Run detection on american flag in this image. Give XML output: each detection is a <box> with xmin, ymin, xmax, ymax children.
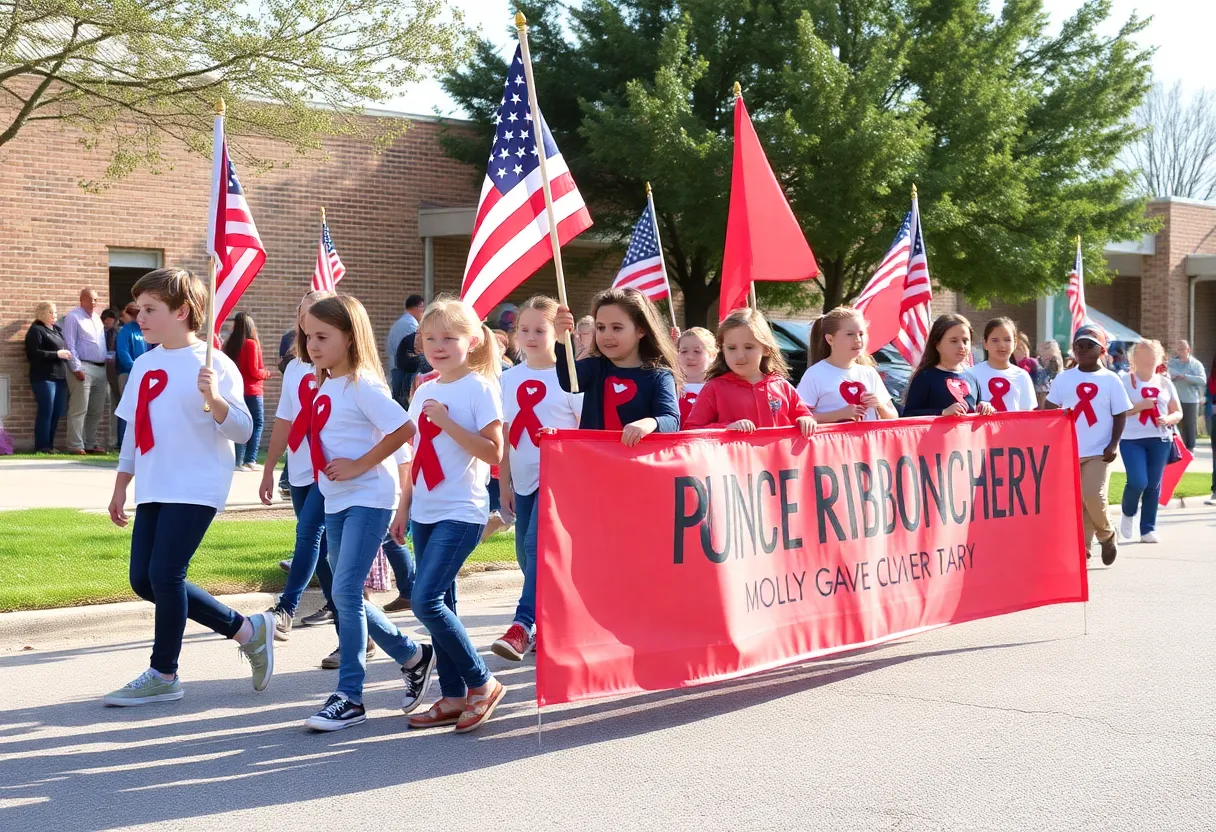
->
<box><xmin>206</xmin><ymin>115</ymin><xmax>266</xmax><ymax>335</ymax></box>
<box><xmin>1066</xmin><ymin>237</ymin><xmax>1087</xmax><ymax>339</ymax></box>
<box><xmin>312</xmin><ymin>217</ymin><xmax>346</xmax><ymax>293</ymax></box>
<box><xmin>854</xmin><ymin>196</ymin><xmax>932</xmax><ymax>365</ymax></box>
<box><xmin>613</xmin><ymin>203</ymin><xmax>669</xmax><ymax>301</ymax></box>
<box><xmin>460</xmin><ymin>46</ymin><xmax>593</xmax><ymax>317</ymax></box>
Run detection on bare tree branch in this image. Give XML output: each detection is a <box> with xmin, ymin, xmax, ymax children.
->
<box><xmin>1126</xmin><ymin>81</ymin><xmax>1216</xmax><ymax>200</ymax></box>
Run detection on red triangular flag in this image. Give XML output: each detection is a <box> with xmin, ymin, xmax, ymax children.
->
<box><xmin>719</xmin><ymin>94</ymin><xmax>819</xmax><ymax>320</ymax></box>
<box><xmin>1159</xmin><ymin>435</ymin><xmax>1193</xmax><ymax>506</ymax></box>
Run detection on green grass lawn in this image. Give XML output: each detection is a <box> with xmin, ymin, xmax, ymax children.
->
<box><xmin>0</xmin><ymin>509</ymin><xmax>516</xmax><ymax>613</ymax></box>
<box><xmin>1108</xmin><ymin>471</ymin><xmax>1210</xmax><ymax>504</ymax></box>
<box><xmin>4</xmin><ymin>450</ymin><xmax>275</xmax><ymax>468</ymax></box>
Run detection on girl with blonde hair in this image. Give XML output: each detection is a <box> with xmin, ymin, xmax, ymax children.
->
<box><xmin>1118</xmin><ymin>339</ymin><xmax>1182</xmax><ymax>544</ymax></box>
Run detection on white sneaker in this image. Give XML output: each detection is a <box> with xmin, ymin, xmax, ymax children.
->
<box><xmin>1206</xmin><ymin>492</ymin><xmax>1216</xmax><ymax>506</ymax></box>
<box><xmin>1140</xmin><ymin>531</ymin><xmax>1160</xmax><ymax>544</ymax></box>
<box><xmin>1119</xmin><ymin>512</ymin><xmax>1136</xmax><ymax>542</ymax></box>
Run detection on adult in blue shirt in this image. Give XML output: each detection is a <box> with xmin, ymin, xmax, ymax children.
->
<box><xmin>386</xmin><ymin>295</ymin><xmax>425</xmax><ymax>400</ymax></box>
<box><xmin>114</xmin><ymin>303</ymin><xmax>148</xmax><ymax>446</ymax></box>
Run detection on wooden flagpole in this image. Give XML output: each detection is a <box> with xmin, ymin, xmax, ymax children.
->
<box><xmin>203</xmin><ymin>96</ymin><xmax>225</xmax><ymax>412</ymax></box>
<box><xmin>645</xmin><ymin>181</ymin><xmax>679</xmax><ymax>329</ymax></box>
<box><xmin>516</xmin><ymin>11</ymin><xmax>578</xmax><ymax>392</ymax></box>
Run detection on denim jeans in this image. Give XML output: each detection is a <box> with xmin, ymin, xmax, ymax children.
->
<box><xmin>512</xmin><ymin>490</ymin><xmax>539</xmax><ymax>631</ymax></box>
<box><xmin>410</xmin><ymin>519</ymin><xmax>490</xmax><ymax>699</ymax></box>
<box><xmin>235</xmin><ymin>394</ymin><xmax>264</xmax><ymax>465</ymax></box>
<box><xmin>326</xmin><ymin>507</ymin><xmax>419</xmax><ymax>702</ymax></box>
<box><xmin>382</xmin><ymin>531</ymin><xmax>414</xmax><ymax>597</ymax></box>
<box><xmin>280</xmin><ymin>482</ymin><xmax>330</xmax><ymax>617</ymax></box>
<box><xmin>1120</xmin><ymin>437</ymin><xmax>1171</xmax><ymax>534</ymax></box>
<box><xmin>30</xmin><ymin>378</ymin><xmax>68</xmax><ymax>451</ymax></box>
<box><xmin>129</xmin><ymin>502</ymin><xmax>244</xmax><ymax>675</ymax></box>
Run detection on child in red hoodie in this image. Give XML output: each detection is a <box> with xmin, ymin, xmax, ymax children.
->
<box><xmin>685</xmin><ymin>308</ymin><xmax>816</xmax><ymax>437</ymax></box>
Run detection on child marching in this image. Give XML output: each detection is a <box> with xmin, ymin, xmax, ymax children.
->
<box><xmin>970</xmin><ymin>317</ymin><xmax>1037</xmax><ymax>412</ymax></box>
<box><xmin>493</xmin><ymin>296</ymin><xmax>581</xmax><ymax>662</ymax></box>
<box><xmin>676</xmin><ymin>327</ymin><xmax>716</xmax><ymax>424</ymax></box>
<box><xmin>797</xmin><ymin>306</ymin><xmax>897</xmax><ymax>422</ymax></box>
<box><xmin>902</xmin><ymin>314</ymin><xmax>997</xmax><ymax>418</ymax></box>
<box><xmin>1118</xmin><ymin>339</ymin><xmax>1181</xmax><ymax>544</ymax></box>
<box><xmin>104</xmin><ymin>268</ymin><xmax>275</xmax><ymax>706</ymax></box>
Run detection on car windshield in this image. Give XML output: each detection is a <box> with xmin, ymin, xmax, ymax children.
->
<box><xmin>774</xmin><ymin>320</ymin><xmax>811</xmax><ymax>345</ymax></box>
<box><xmin>771</xmin><ymin>328</ymin><xmax>803</xmax><ymax>354</ymax></box>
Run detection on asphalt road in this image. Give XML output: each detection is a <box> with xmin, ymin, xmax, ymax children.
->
<box><xmin>1</xmin><ymin>509</ymin><xmax>1214</xmax><ymax>831</ymax></box>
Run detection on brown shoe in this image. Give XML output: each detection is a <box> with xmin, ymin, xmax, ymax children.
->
<box><xmin>68</xmin><ymin>448</ymin><xmax>87</xmax><ymax>456</ymax></box>
<box><xmin>408</xmin><ymin>700</ymin><xmax>463</xmax><ymax>729</ymax></box>
<box><xmin>454</xmin><ymin>680</ymin><xmax>506</xmax><ymax>734</ymax></box>
<box><xmin>319</xmin><ymin>639</ymin><xmax>376</xmax><ymax>669</ymax></box>
<box><xmin>383</xmin><ymin>596</ymin><xmax>412</xmax><ymax>613</ymax></box>
<box><xmin>1100</xmin><ymin>537</ymin><xmax>1117</xmax><ymax>566</ymax></box>
<box><xmin>87</xmin><ymin>446</ymin><xmax>107</xmax><ymax>455</ymax></box>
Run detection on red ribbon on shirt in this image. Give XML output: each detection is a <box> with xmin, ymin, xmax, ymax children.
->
<box><xmin>945</xmin><ymin>377</ymin><xmax>971</xmax><ymax>411</ymax></box>
<box><xmin>1071</xmin><ymin>383</ymin><xmax>1099</xmax><ymax>427</ymax></box>
<box><xmin>1139</xmin><ymin>387</ymin><xmax>1160</xmax><ymax>426</ymax></box>
<box><xmin>603</xmin><ymin>376</ymin><xmax>638</xmax><ymax>431</ymax></box>
<box><xmin>509</xmin><ymin>380</ymin><xmax>547</xmax><ymax>449</ymax></box>
<box><xmin>287</xmin><ymin>373</ymin><xmax>317</xmax><ymax>452</ymax></box>
<box><xmin>839</xmin><ymin>381</ymin><xmax>867</xmax><ymax>406</ymax></box>
<box><xmin>310</xmin><ymin>395</ymin><xmax>332</xmax><ymax>480</ymax></box>
<box><xmin>411</xmin><ymin>413</ymin><xmax>446</xmax><ymax>490</ymax></box>
<box><xmin>987</xmin><ymin>377</ymin><xmax>1012</xmax><ymax>412</ymax></box>
<box><xmin>679</xmin><ymin>390</ymin><xmax>699</xmax><ymax>424</ymax></box>
<box><xmin>134</xmin><ymin>369</ymin><xmax>168</xmax><ymax>454</ymax></box>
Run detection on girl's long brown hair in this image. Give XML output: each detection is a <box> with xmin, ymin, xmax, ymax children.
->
<box><xmin>307</xmin><ymin>295</ymin><xmax>385</xmax><ymax>384</ymax></box>
<box><xmin>706</xmin><ymin>308</ymin><xmax>791</xmax><ymax>380</ymax></box>
<box><xmin>808</xmin><ymin>306</ymin><xmax>874</xmax><ymax>367</ymax></box>
<box><xmin>590</xmin><ymin>287</ymin><xmax>678</xmax><ymax>373</ymax></box>
<box><xmin>911</xmin><ymin>313</ymin><xmax>973</xmax><ymax>381</ymax></box>
<box><xmin>222</xmin><ymin>311</ymin><xmax>259</xmax><ymax>363</ymax></box>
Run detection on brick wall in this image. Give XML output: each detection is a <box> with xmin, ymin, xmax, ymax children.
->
<box><xmin>1141</xmin><ymin>201</ymin><xmax>1216</xmax><ymax>350</ymax></box>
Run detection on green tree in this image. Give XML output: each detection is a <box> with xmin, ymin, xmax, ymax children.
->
<box><xmin>1</xmin><ymin>0</ymin><xmax>468</xmax><ymax>186</ymax></box>
<box><xmin>442</xmin><ymin>0</ymin><xmax>1154</xmax><ymax>328</ymax></box>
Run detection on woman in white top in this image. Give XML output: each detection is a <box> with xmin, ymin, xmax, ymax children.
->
<box><xmin>971</xmin><ymin>317</ymin><xmax>1037</xmax><ymax>412</ymax></box>
<box><xmin>1119</xmin><ymin>339</ymin><xmax>1183</xmax><ymax>543</ymax></box>
<box><xmin>796</xmin><ymin>306</ymin><xmax>897</xmax><ymax>422</ymax></box>
<box><xmin>104</xmin><ymin>268</ymin><xmax>274</xmax><ymax>707</ymax></box>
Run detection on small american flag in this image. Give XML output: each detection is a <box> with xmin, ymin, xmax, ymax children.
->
<box><xmin>460</xmin><ymin>46</ymin><xmax>593</xmax><ymax>317</ymax></box>
<box><xmin>312</xmin><ymin>218</ymin><xmax>345</xmax><ymax>293</ymax></box>
<box><xmin>206</xmin><ymin>115</ymin><xmax>266</xmax><ymax>335</ymax></box>
<box><xmin>1066</xmin><ymin>238</ymin><xmax>1087</xmax><ymax>340</ymax></box>
<box><xmin>612</xmin><ymin>202</ymin><xmax>669</xmax><ymax>301</ymax></box>
<box><xmin>854</xmin><ymin>196</ymin><xmax>932</xmax><ymax>365</ymax></box>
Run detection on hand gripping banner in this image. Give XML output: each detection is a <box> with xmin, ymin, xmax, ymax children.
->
<box><xmin>536</xmin><ymin>411</ymin><xmax>1087</xmax><ymax>706</ymax></box>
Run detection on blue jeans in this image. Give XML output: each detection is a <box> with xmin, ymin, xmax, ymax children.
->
<box><xmin>326</xmin><ymin>507</ymin><xmax>419</xmax><ymax>702</ymax></box>
<box><xmin>382</xmin><ymin>531</ymin><xmax>414</xmax><ymax>597</ymax></box>
<box><xmin>30</xmin><ymin>379</ymin><xmax>68</xmax><ymax>451</ymax></box>
<box><xmin>129</xmin><ymin>503</ymin><xmax>243</xmax><ymax>675</ymax></box>
<box><xmin>280</xmin><ymin>482</ymin><xmax>330</xmax><ymax>617</ymax></box>
<box><xmin>1120</xmin><ymin>437</ymin><xmax>1171</xmax><ymax>534</ymax></box>
<box><xmin>512</xmin><ymin>490</ymin><xmax>539</xmax><ymax>631</ymax></box>
<box><xmin>235</xmin><ymin>394</ymin><xmax>264</xmax><ymax>465</ymax></box>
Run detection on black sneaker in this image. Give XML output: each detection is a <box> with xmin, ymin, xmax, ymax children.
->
<box><xmin>305</xmin><ymin>694</ymin><xmax>366</xmax><ymax>732</ymax></box>
<box><xmin>400</xmin><ymin>643</ymin><xmax>437</xmax><ymax>714</ymax></box>
<box><xmin>1101</xmin><ymin>538</ymin><xmax>1118</xmax><ymax>566</ymax></box>
<box><xmin>300</xmin><ymin>605</ymin><xmax>335</xmax><ymax>627</ymax></box>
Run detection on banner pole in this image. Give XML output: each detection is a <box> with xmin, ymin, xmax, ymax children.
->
<box><xmin>646</xmin><ymin>182</ymin><xmax>679</xmax><ymax>329</ymax></box>
<box><xmin>516</xmin><ymin>12</ymin><xmax>579</xmax><ymax>393</ymax></box>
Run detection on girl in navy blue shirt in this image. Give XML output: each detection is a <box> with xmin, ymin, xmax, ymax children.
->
<box><xmin>555</xmin><ymin>288</ymin><xmax>681</xmax><ymax>445</ymax></box>
<box><xmin>902</xmin><ymin>313</ymin><xmax>997</xmax><ymax>418</ymax></box>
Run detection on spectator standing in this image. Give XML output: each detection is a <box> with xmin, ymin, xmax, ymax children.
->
<box><xmin>574</xmin><ymin>315</ymin><xmax>595</xmax><ymax>358</ymax></box>
<box><xmin>102</xmin><ymin>308</ymin><xmax>121</xmax><ymax>447</ymax></box>
<box><xmin>223</xmin><ymin>312</ymin><xmax>271</xmax><ymax>470</ymax></box>
<box><xmin>114</xmin><ymin>303</ymin><xmax>148</xmax><ymax>447</ymax></box>
<box><xmin>1167</xmin><ymin>340</ymin><xmax>1207</xmax><ymax>451</ymax></box>
<box><xmin>62</xmin><ymin>287</ymin><xmax>110</xmax><ymax>455</ymax></box>
<box><xmin>1036</xmin><ymin>341</ymin><xmax>1063</xmax><ymax>408</ymax></box>
<box><xmin>24</xmin><ymin>302</ymin><xmax>73</xmax><ymax>453</ymax></box>
<box><xmin>386</xmin><ymin>294</ymin><xmax>425</xmax><ymax>399</ymax></box>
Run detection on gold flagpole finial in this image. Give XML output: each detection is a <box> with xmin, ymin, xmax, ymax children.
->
<box><xmin>1076</xmin><ymin>234</ymin><xmax>1082</xmax><ymax>246</ymax></box>
<box><xmin>645</xmin><ymin>181</ymin><xmax>652</xmax><ymax>196</ymax></box>
<box><xmin>911</xmin><ymin>183</ymin><xmax>918</xmax><ymax>199</ymax></box>
<box><xmin>515</xmin><ymin>11</ymin><xmax>526</xmax><ymax>29</ymax></box>
<box><xmin>733</xmin><ymin>81</ymin><xmax>742</xmax><ymax>98</ymax></box>
<box><xmin>321</xmin><ymin>207</ymin><xmax>327</xmax><ymax>223</ymax></box>
<box><xmin>215</xmin><ymin>98</ymin><xmax>226</xmax><ymax>115</ymax></box>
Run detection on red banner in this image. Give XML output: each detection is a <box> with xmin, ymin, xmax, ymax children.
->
<box><xmin>536</xmin><ymin>411</ymin><xmax>1087</xmax><ymax>706</ymax></box>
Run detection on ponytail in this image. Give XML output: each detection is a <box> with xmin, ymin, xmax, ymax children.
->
<box><xmin>468</xmin><ymin>323</ymin><xmax>502</xmax><ymax>381</ymax></box>
<box><xmin>809</xmin><ymin>306</ymin><xmax>873</xmax><ymax>367</ymax></box>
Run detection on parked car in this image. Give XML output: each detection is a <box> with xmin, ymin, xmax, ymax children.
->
<box><xmin>768</xmin><ymin>318</ymin><xmax>911</xmax><ymax>410</ymax></box>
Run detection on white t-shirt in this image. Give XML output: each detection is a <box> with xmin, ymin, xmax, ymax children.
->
<box><xmin>1047</xmin><ymin>367</ymin><xmax>1133</xmax><ymax>458</ymax></box>
<box><xmin>970</xmin><ymin>361</ymin><xmax>1037</xmax><ymax>412</ymax></box>
<box><xmin>795</xmin><ymin>360</ymin><xmax>891</xmax><ymax>421</ymax></box>
<box><xmin>116</xmin><ymin>342</ymin><xmax>252</xmax><ymax>510</ymax></box>
<box><xmin>276</xmin><ymin>358</ymin><xmax>322</xmax><ymax>488</ymax></box>
<box><xmin>501</xmin><ymin>363</ymin><xmax>581</xmax><ymax>496</ymax></box>
<box><xmin>1120</xmin><ymin>372</ymin><xmax>1179</xmax><ymax>442</ymax></box>
<box><xmin>408</xmin><ymin>372</ymin><xmax>504</xmax><ymax>525</ymax></box>
<box><xmin>314</xmin><ymin>373</ymin><xmax>410</xmax><ymax>513</ymax></box>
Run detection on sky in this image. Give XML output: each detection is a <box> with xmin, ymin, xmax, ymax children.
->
<box><xmin>382</xmin><ymin>0</ymin><xmax>1214</xmax><ymax>119</ymax></box>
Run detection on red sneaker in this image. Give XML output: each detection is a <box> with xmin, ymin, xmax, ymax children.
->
<box><xmin>491</xmin><ymin>623</ymin><xmax>532</xmax><ymax>662</ymax></box>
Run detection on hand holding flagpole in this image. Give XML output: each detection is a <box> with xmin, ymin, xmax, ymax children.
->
<box><xmin>203</xmin><ymin>97</ymin><xmax>225</xmax><ymax>412</ymax></box>
<box><xmin>516</xmin><ymin>11</ymin><xmax>578</xmax><ymax>392</ymax></box>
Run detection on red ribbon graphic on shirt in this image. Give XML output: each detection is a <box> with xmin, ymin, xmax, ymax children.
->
<box><xmin>287</xmin><ymin>373</ymin><xmax>317</xmax><ymax>452</ymax></box>
<box><xmin>309</xmin><ymin>395</ymin><xmax>332</xmax><ymax>480</ymax></box>
<box><xmin>134</xmin><ymin>369</ymin><xmax>167</xmax><ymax>454</ymax></box>
<box><xmin>839</xmin><ymin>381</ymin><xmax>867</xmax><ymax>406</ymax></box>
<box><xmin>509</xmin><ymin>381</ymin><xmax>547</xmax><ymax>449</ymax></box>
<box><xmin>945</xmin><ymin>377</ymin><xmax>971</xmax><ymax>411</ymax></box>
<box><xmin>1071</xmin><ymin>383</ymin><xmax>1099</xmax><ymax>427</ymax></box>
<box><xmin>679</xmin><ymin>390</ymin><xmax>699</xmax><ymax>423</ymax></box>
<box><xmin>1139</xmin><ymin>387</ymin><xmax>1160</xmax><ymax>426</ymax></box>
<box><xmin>603</xmin><ymin>376</ymin><xmax>638</xmax><ymax>431</ymax></box>
<box><xmin>411</xmin><ymin>412</ymin><xmax>446</xmax><ymax>490</ymax></box>
<box><xmin>987</xmin><ymin>377</ymin><xmax>1012</xmax><ymax>412</ymax></box>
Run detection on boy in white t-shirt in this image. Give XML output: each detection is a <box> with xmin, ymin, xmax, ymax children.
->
<box><xmin>1045</xmin><ymin>325</ymin><xmax>1133</xmax><ymax>565</ymax></box>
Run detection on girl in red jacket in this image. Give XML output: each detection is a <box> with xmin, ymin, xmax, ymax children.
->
<box><xmin>685</xmin><ymin>308</ymin><xmax>817</xmax><ymax>437</ymax></box>
<box><xmin>223</xmin><ymin>311</ymin><xmax>271</xmax><ymax>471</ymax></box>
